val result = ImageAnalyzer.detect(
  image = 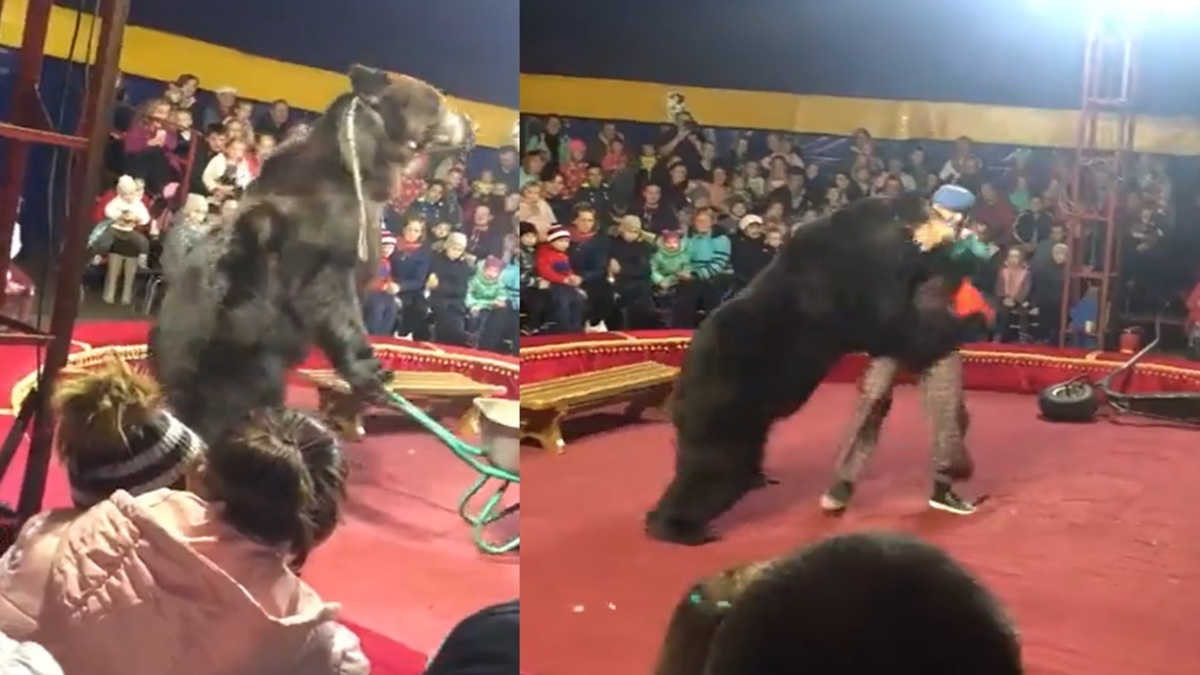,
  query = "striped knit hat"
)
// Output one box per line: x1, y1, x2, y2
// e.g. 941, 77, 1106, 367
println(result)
66, 409, 204, 507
